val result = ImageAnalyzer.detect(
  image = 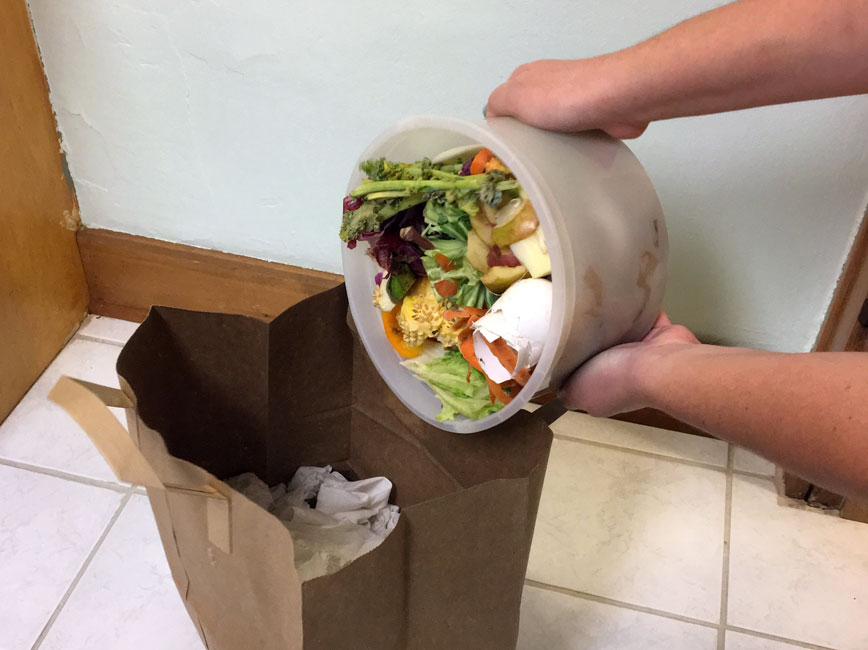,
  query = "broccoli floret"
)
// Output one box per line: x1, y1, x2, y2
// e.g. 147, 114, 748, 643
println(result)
341, 159, 517, 243
340, 202, 380, 243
